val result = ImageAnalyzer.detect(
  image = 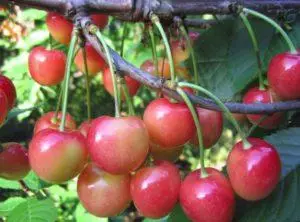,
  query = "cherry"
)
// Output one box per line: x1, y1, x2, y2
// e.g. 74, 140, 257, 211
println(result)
87, 116, 149, 174
74, 42, 106, 76
29, 129, 88, 183
28, 47, 66, 86
143, 98, 195, 148
91, 14, 109, 29
131, 160, 181, 218
227, 138, 281, 201
243, 87, 283, 129
0, 74, 16, 110
268, 52, 300, 100
103, 67, 140, 98
0, 89, 8, 125
34, 111, 76, 135
79, 120, 91, 138
190, 107, 223, 148
150, 143, 183, 162
77, 163, 131, 217
0, 143, 30, 180
46, 12, 73, 45
180, 168, 235, 222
